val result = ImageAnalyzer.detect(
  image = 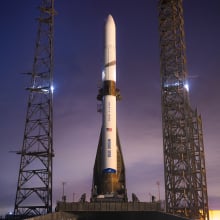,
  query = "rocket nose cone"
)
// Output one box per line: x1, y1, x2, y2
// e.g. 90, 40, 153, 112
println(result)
107, 14, 114, 23
106, 14, 115, 29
